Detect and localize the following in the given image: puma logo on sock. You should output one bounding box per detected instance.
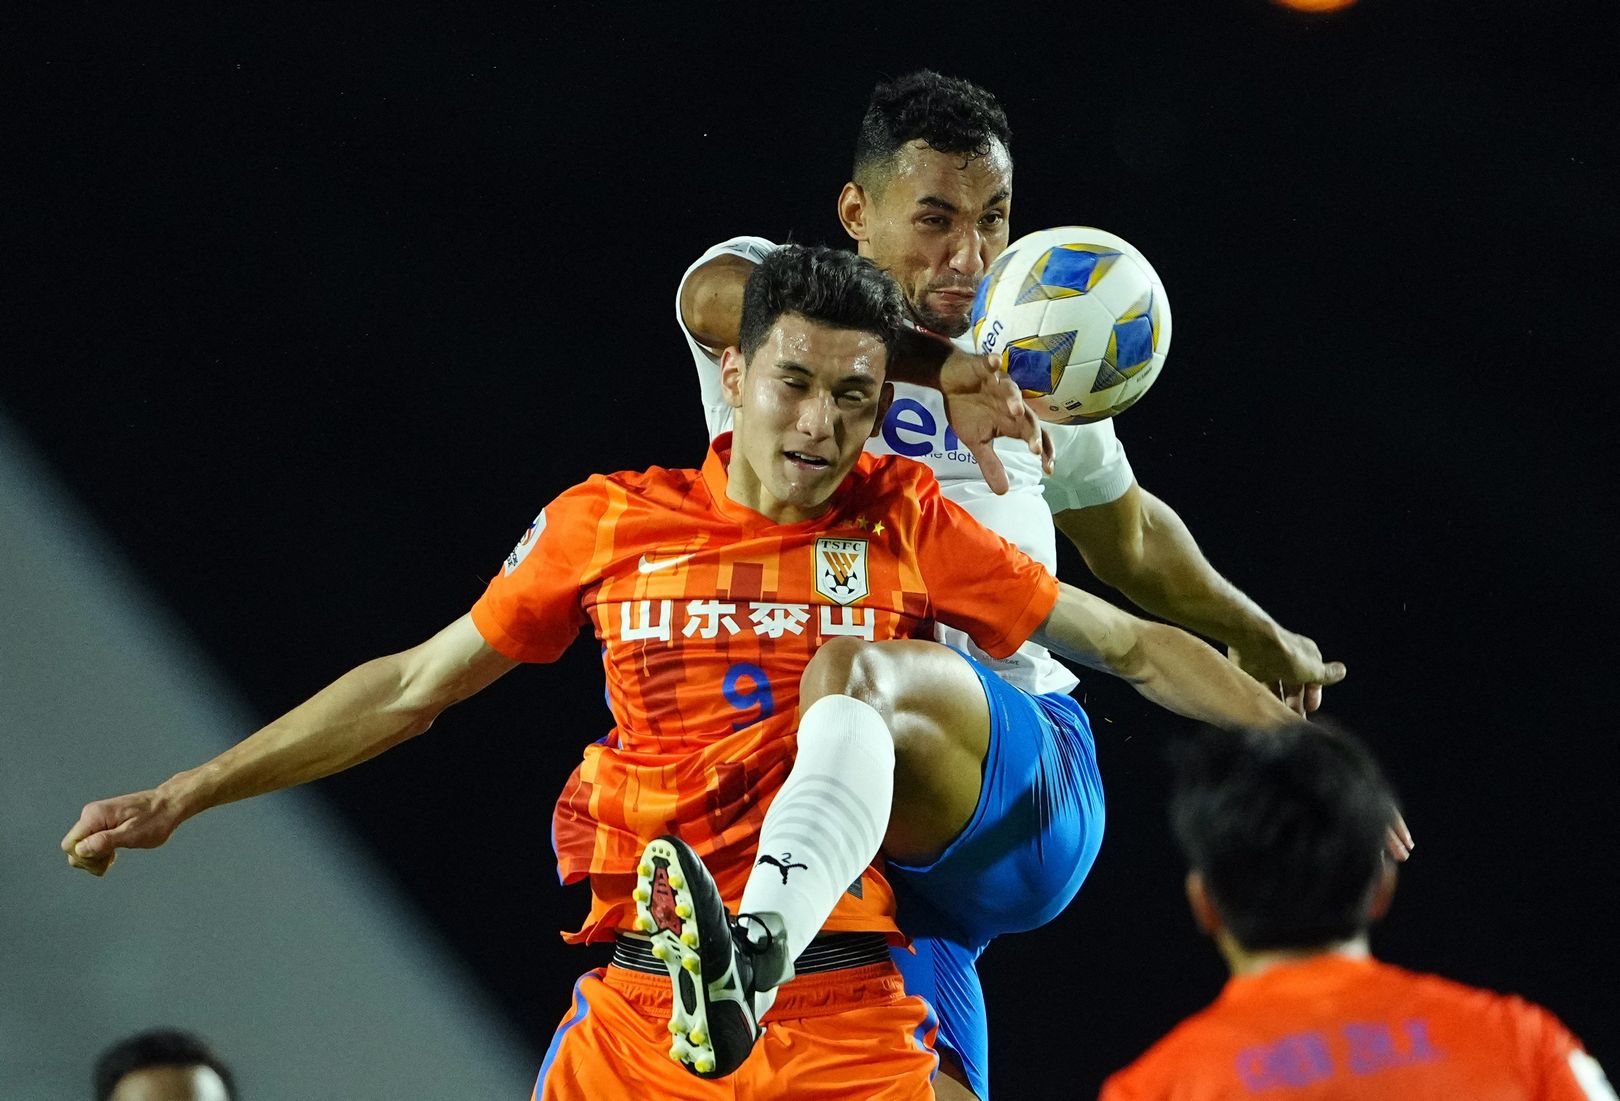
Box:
[756,853,808,884]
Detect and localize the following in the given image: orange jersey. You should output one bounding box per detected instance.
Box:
[471,436,1058,943]
[1101,954,1610,1101]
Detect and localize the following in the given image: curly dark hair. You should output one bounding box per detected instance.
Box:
[94,1028,237,1101]
[853,70,1013,187]
[738,244,908,364]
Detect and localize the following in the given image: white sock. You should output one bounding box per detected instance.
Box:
[739,694,895,998]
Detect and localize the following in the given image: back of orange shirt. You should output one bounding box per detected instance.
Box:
[471,440,1058,943]
[1101,955,1612,1101]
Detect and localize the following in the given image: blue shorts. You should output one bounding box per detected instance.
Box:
[887,654,1105,1098]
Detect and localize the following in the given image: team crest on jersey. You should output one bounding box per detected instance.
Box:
[814,538,868,605]
[503,510,545,575]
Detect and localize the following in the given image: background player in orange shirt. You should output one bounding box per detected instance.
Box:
[62,246,1297,1099]
[1100,724,1614,1101]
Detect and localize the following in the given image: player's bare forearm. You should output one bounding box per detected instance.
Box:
[1119,621,1299,731]
[1030,585,1295,732]
[167,657,441,815]
[1029,582,1141,675]
[62,615,516,875]
[883,326,953,385]
[1055,484,1277,650]
[61,656,439,875]
[169,616,516,814]
[1055,487,1343,708]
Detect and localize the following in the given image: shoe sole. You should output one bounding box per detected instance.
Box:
[634,836,759,1079]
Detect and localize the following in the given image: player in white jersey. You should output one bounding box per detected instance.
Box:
[675,72,1367,1099]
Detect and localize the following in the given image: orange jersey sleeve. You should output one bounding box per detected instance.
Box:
[1099,956,1611,1101]
[470,478,610,664]
[900,462,1059,658]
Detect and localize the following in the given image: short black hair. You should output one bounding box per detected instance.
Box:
[1169,722,1397,952]
[94,1028,237,1101]
[738,244,907,364]
[853,70,1012,188]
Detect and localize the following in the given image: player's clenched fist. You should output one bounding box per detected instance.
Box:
[61,790,182,876]
[1227,627,1345,716]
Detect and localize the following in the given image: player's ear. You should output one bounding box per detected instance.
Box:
[1185,871,1222,937]
[868,381,895,439]
[719,345,747,409]
[837,181,870,242]
[1367,857,1398,923]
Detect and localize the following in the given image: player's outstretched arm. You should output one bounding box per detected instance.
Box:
[1029,586,1410,859]
[1055,482,1339,713]
[60,614,518,876]
[1030,583,1304,732]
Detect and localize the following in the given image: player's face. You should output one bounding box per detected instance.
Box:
[721,313,888,524]
[839,139,1012,337]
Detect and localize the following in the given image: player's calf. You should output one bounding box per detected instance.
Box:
[634,835,791,1079]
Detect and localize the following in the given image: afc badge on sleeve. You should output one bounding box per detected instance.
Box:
[504,510,546,575]
[814,538,868,605]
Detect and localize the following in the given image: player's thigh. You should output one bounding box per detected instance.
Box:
[803,638,990,863]
[891,686,1105,941]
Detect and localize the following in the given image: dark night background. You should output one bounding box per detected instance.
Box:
[11,1,1619,1095]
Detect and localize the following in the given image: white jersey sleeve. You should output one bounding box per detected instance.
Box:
[1041,417,1135,514]
[676,235,779,440]
[1570,1051,1618,1101]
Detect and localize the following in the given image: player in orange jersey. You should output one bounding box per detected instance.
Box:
[1100,723,1613,1101]
[680,72,1377,1099]
[63,246,1295,1100]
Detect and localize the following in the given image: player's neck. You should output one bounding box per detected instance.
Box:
[726,487,824,525]
[723,454,831,526]
[1218,931,1372,977]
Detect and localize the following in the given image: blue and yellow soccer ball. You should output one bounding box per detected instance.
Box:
[971,227,1171,424]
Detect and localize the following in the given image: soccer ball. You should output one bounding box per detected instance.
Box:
[970,226,1172,424]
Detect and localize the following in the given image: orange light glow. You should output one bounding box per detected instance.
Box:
[1272,0,1358,10]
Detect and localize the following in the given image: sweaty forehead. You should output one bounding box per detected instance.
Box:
[882,138,1012,202]
[768,316,885,377]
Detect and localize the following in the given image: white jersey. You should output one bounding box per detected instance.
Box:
[678,236,1135,696]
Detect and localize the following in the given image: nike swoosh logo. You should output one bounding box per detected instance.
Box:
[637,553,697,574]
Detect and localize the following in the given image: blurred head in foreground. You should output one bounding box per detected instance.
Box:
[1170,721,1398,969]
[95,1028,235,1101]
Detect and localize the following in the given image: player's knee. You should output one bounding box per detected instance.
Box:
[800,637,896,719]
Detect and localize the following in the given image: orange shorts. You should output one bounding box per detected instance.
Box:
[531,962,941,1100]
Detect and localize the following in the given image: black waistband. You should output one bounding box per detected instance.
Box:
[612,931,890,976]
